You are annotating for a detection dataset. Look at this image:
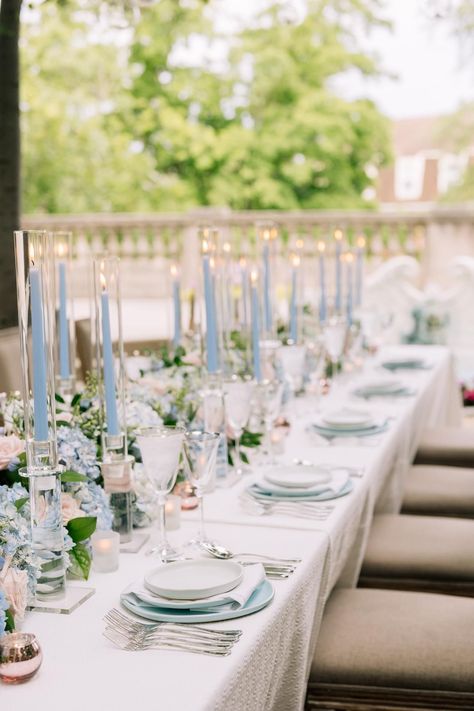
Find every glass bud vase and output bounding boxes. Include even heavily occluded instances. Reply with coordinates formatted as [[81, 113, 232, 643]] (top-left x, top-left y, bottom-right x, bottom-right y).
[[23, 467, 65, 599]]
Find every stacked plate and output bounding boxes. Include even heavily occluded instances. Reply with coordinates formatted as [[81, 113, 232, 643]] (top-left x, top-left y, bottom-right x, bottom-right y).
[[310, 409, 389, 439], [121, 560, 274, 623], [353, 378, 415, 399], [247, 463, 353, 502]]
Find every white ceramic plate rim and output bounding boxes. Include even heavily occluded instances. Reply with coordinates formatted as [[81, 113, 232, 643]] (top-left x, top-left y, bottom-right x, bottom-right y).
[[264, 466, 332, 489], [144, 560, 244, 600]]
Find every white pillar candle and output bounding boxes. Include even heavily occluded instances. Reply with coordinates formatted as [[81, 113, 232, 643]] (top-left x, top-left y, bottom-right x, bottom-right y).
[[91, 530, 120, 573], [165, 495, 181, 531]]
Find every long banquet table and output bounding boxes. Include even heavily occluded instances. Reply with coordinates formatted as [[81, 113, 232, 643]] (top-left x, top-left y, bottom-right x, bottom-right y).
[[5, 346, 461, 711]]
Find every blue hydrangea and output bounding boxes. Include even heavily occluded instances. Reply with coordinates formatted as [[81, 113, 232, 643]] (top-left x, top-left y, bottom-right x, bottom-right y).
[[57, 426, 100, 480]]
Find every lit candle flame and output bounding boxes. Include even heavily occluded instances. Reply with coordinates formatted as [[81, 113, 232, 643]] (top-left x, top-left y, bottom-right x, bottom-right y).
[[356, 235, 366, 249], [223, 242, 231, 254], [317, 240, 326, 254], [250, 268, 258, 285], [239, 256, 247, 269], [29, 245, 35, 264], [202, 239, 209, 255], [296, 238, 304, 250], [345, 252, 355, 264], [291, 254, 300, 268], [57, 242, 65, 258], [170, 263, 178, 278], [209, 256, 216, 270], [334, 229, 343, 241], [100, 270, 107, 292]]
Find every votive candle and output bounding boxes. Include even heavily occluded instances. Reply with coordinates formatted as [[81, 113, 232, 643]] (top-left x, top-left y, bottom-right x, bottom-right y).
[[91, 530, 120, 573]]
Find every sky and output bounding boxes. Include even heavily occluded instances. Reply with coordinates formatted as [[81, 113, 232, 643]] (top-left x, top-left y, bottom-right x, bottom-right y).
[[218, 0, 474, 120]]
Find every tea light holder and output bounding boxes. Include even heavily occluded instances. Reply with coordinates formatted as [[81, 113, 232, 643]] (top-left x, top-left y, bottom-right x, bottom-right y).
[[91, 530, 120, 573], [0, 633, 42, 684], [165, 495, 181, 531]]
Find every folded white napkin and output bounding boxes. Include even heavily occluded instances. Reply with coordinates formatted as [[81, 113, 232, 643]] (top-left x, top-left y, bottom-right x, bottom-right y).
[[123, 563, 265, 610]]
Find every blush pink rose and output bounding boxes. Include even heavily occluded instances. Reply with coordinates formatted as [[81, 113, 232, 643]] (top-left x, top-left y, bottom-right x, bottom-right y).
[[0, 435, 24, 470], [61, 493, 85, 525]]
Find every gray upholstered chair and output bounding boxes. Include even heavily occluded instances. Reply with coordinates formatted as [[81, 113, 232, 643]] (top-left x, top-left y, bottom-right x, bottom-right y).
[[414, 427, 474, 468], [402, 465, 474, 519], [0, 326, 23, 392], [359, 514, 474, 595], [307, 588, 474, 710], [75, 318, 168, 380]]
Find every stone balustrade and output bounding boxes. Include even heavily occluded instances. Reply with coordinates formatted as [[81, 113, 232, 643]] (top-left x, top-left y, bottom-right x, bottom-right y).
[[22, 204, 474, 298]]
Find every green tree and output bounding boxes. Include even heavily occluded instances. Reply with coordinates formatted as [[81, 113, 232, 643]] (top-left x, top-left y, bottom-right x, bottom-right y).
[[127, 0, 391, 209]]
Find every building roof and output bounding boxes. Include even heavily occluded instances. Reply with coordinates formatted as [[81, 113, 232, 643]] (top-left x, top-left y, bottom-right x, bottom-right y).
[[393, 115, 448, 156]]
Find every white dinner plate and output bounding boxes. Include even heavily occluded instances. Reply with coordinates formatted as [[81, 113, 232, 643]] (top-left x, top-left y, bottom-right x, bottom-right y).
[[357, 379, 403, 394], [321, 409, 373, 429], [121, 579, 274, 624], [263, 464, 331, 489], [144, 560, 243, 600]]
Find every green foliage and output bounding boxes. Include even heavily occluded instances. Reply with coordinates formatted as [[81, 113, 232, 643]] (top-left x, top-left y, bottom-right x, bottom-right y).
[[68, 542, 92, 580], [66, 515, 97, 543], [21, 0, 391, 213]]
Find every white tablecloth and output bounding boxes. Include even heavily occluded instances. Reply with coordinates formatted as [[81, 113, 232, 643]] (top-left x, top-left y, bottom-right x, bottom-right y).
[[5, 346, 461, 711]]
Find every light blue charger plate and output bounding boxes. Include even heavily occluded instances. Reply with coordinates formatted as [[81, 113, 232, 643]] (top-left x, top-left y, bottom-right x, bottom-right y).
[[120, 579, 274, 623], [310, 421, 389, 438], [247, 478, 353, 502]]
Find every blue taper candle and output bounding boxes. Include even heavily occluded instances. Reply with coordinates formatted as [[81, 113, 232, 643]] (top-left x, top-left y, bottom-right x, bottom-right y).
[[100, 283, 120, 436], [318, 241, 327, 323], [30, 267, 49, 441], [250, 270, 262, 382], [355, 236, 365, 307], [58, 261, 70, 378], [202, 245, 218, 373], [334, 230, 343, 312], [262, 239, 272, 333], [171, 264, 181, 348], [289, 255, 299, 342], [346, 252, 354, 327]]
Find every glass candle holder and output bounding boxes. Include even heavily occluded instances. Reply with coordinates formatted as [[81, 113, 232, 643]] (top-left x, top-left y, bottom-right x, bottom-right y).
[[91, 530, 120, 572], [14, 230, 58, 469], [257, 221, 278, 340], [15, 231, 66, 598], [52, 231, 76, 401], [0, 633, 42, 684]]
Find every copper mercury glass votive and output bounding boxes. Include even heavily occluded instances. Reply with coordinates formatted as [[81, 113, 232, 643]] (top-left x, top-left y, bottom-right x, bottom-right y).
[[0, 632, 43, 684]]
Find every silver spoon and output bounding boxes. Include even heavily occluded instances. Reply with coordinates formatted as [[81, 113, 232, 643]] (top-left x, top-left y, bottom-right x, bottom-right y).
[[197, 540, 301, 564]]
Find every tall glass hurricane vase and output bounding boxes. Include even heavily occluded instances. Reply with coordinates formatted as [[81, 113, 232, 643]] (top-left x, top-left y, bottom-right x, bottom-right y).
[[94, 256, 133, 542], [14, 230, 65, 598], [182, 431, 219, 545], [52, 231, 75, 403], [136, 426, 185, 561]]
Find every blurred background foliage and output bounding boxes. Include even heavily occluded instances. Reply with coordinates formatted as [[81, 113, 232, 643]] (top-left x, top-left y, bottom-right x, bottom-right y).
[[21, 0, 394, 213]]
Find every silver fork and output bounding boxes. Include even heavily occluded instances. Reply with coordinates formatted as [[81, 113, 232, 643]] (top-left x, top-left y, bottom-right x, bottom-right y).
[[105, 609, 241, 641], [104, 627, 234, 657]]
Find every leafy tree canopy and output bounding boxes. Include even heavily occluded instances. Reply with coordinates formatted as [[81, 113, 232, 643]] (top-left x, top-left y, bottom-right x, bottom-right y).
[[21, 0, 392, 213]]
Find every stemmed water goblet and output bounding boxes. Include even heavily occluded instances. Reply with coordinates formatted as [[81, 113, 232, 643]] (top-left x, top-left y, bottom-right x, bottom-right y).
[[182, 430, 220, 546], [322, 316, 347, 385], [136, 425, 185, 562], [223, 377, 255, 476], [257, 379, 284, 464], [276, 344, 307, 398]]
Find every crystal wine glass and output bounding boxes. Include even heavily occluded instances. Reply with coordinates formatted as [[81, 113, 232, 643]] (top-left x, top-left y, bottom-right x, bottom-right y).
[[322, 316, 347, 383], [182, 430, 220, 545], [257, 379, 284, 463], [223, 377, 255, 476], [136, 425, 185, 561], [277, 344, 307, 397]]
